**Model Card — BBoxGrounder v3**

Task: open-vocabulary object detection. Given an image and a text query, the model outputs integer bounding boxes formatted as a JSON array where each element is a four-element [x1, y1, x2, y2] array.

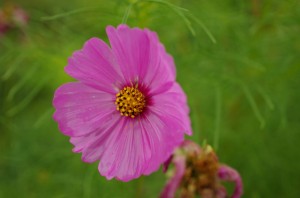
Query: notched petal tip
[[117, 24, 130, 30], [184, 128, 192, 136], [98, 162, 139, 182], [105, 25, 120, 35]]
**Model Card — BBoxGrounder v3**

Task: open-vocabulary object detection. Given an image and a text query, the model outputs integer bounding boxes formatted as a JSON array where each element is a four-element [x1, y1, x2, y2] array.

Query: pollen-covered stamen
[[115, 86, 146, 118]]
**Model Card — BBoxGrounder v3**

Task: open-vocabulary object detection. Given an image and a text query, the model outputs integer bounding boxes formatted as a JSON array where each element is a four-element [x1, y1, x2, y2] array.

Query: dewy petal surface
[[106, 25, 176, 89], [53, 25, 192, 182], [70, 112, 123, 163], [141, 112, 185, 175], [65, 37, 124, 93], [150, 82, 192, 135], [99, 118, 149, 181], [98, 111, 185, 181], [53, 82, 115, 136]]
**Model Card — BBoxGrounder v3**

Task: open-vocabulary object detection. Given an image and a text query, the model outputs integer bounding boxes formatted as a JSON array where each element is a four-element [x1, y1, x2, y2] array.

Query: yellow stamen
[[115, 86, 146, 119]]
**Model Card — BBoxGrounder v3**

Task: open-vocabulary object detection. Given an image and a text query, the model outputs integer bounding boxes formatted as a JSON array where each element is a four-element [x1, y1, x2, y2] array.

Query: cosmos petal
[[98, 116, 167, 181], [218, 165, 243, 198], [180, 140, 202, 155], [163, 155, 173, 173], [106, 24, 175, 89], [65, 37, 124, 93], [160, 155, 186, 198], [98, 118, 148, 181], [138, 113, 170, 175], [98, 109, 185, 181], [53, 82, 116, 136], [70, 113, 122, 163], [150, 82, 192, 135], [70, 134, 93, 153], [142, 112, 185, 175]]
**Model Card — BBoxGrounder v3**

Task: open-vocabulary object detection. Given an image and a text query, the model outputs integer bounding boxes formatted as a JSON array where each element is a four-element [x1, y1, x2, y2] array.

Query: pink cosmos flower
[[161, 140, 243, 198], [0, 4, 28, 35], [53, 24, 192, 181], [12, 6, 29, 27]]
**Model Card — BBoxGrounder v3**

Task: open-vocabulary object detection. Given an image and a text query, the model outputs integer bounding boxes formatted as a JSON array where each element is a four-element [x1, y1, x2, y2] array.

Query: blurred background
[[1, 0, 299, 197]]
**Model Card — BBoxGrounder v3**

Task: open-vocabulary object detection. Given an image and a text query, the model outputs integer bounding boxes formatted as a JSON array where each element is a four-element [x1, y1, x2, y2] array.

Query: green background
[[1, 0, 299, 197]]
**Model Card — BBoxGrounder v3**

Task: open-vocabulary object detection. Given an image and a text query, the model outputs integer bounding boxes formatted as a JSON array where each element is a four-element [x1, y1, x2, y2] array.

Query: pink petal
[[163, 155, 173, 173], [162, 140, 201, 173], [98, 114, 168, 181], [180, 140, 202, 154], [218, 165, 243, 198], [70, 113, 123, 163], [97, 107, 185, 181], [65, 37, 124, 93], [142, 110, 185, 175], [150, 82, 192, 135], [160, 155, 186, 198], [98, 118, 152, 181], [106, 24, 175, 89], [53, 82, 116, 136]]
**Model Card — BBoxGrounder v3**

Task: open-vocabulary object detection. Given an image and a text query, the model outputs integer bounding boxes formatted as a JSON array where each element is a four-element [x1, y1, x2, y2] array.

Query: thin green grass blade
[[2, 55, 25, 81], [256, 85, 274, 110], [187, 13, 217, 44], [41, 7, 98, 21], [144, 0, 196, 36], [7, 65, 38, 101], [201, 139, 207, 148], [213, 84, 222, 150], [7, 77, 49, 117], [190, 108, 201, 142], [33, 107, 54, 128], [83, 168, 96, 198], [122, 3, 134, 24], [0, 49, 13, 63], [242, 83, 265, 129], [143, 0, 189, 12]]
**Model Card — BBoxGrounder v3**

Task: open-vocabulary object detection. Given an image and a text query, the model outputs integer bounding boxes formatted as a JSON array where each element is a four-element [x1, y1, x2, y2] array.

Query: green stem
[[213, 85, 221, 151], [242, 83, 265, 129], [122, 3, 134, 24]]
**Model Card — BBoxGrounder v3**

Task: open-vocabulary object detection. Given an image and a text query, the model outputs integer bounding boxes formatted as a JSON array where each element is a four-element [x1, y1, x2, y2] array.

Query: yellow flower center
[[115, 86, 146, 118]]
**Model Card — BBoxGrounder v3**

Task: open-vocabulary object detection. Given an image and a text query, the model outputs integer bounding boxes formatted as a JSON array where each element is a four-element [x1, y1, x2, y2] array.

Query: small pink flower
[[0, 4, 29, 34], [53, 25, 192, 181], [161, 140, 243, 198], [0, 4, 28, 35], [12, 6, 29, 27]]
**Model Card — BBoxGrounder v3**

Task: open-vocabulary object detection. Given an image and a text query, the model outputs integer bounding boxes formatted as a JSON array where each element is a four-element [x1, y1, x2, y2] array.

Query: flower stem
[[213, 85, 221, 151]]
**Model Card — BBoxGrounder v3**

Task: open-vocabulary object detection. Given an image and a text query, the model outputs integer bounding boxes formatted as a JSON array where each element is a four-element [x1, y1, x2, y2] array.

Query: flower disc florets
[[115, 86, 146, 118]]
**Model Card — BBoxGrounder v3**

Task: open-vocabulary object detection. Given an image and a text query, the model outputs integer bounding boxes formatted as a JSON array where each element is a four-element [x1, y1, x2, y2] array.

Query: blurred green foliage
[[1, 0, 300, 197]]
